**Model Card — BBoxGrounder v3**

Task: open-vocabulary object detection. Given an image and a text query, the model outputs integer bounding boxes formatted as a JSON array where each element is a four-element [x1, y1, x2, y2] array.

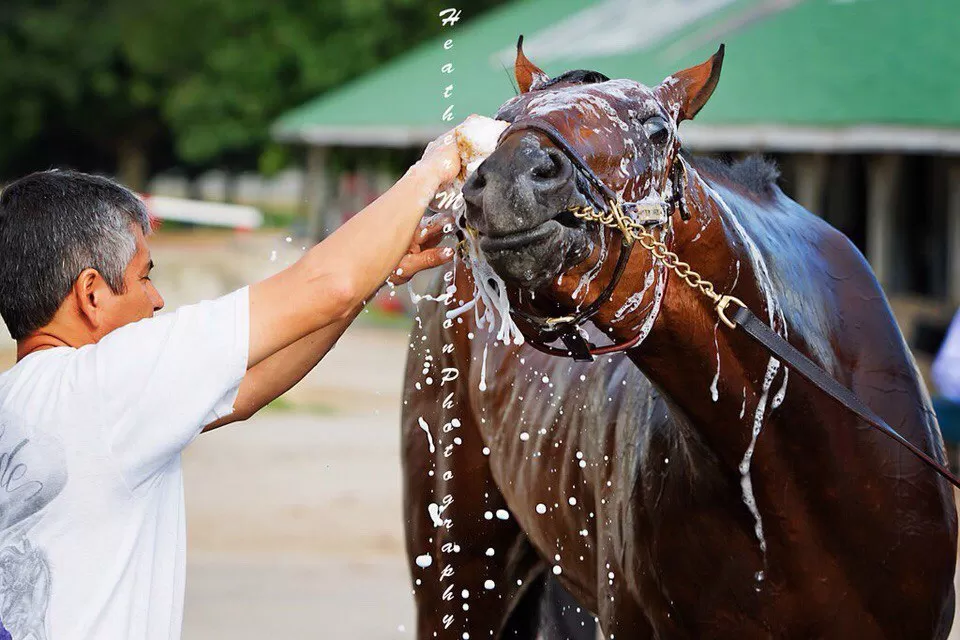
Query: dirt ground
[[180, 322, 418, 639]]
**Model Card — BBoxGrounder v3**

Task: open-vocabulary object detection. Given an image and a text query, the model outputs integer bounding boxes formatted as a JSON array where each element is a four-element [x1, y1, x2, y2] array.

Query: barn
[[273, 0, 960, 364]]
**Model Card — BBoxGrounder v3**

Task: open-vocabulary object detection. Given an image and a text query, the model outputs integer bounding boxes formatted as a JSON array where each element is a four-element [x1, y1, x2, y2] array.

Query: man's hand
[[414, 128, 463, 186], [387, 213, 456, 287]]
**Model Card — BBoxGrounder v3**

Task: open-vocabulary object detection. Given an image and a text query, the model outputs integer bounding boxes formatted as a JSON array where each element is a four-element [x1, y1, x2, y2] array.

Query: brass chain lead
[[566, 200, 747, 329]]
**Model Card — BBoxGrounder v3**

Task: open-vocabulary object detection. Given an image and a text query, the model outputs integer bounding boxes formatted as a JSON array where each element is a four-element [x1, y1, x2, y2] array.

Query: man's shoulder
[[1, 347, 74, 378], [0, 347, 75, 397]]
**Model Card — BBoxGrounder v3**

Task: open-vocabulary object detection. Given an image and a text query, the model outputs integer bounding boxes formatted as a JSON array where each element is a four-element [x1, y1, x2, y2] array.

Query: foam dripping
[[447, 227, 525, 346], [698, 178, 789, 568]]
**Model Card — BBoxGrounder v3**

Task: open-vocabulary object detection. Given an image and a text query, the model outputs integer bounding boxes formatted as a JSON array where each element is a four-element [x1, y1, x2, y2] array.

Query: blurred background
[[1, 0, 959, 637]]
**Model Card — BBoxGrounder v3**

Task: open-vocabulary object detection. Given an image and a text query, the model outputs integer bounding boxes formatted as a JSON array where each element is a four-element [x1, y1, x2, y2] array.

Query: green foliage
[[0, 0, 511, 183]]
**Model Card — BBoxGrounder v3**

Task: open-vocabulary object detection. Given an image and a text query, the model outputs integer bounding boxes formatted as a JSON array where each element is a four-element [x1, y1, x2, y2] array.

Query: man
[[0, 128, 462, 638]]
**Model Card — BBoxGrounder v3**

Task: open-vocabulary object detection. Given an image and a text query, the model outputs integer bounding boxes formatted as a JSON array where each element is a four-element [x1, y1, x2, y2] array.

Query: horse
[[401, 39, 957, 639]]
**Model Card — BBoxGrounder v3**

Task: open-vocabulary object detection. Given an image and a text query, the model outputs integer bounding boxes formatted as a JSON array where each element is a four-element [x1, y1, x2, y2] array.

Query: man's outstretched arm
[[202, 214, 453, 431], [245, 129, 459, 373]]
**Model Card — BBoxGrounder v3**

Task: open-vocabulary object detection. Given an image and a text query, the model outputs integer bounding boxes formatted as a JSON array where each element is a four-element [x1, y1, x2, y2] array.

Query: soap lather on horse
[[403, 38, 957, 639]]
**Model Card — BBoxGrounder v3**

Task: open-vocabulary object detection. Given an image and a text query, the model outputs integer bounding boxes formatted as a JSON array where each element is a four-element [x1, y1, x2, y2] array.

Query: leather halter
[[494, 117, 684, 362]]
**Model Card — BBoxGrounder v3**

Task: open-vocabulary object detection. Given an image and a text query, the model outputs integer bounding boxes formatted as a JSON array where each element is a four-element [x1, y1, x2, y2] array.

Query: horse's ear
[[655, 44, 725, 122], [515, 35, 549, 93]]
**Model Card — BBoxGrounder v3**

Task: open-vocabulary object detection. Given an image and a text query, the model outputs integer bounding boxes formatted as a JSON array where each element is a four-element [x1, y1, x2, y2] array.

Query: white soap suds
[[417, 417, 435, 454], [415, 554, 433, 568], [709, 321, 721, 402], [478, 343, 489, 392]]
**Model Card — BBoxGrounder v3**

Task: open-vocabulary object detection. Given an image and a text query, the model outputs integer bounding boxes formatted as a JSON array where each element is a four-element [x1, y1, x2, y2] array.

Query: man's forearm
[[314, 163, 441, 302], [203, 302, 364, 432], [247, 163, 442, 368]]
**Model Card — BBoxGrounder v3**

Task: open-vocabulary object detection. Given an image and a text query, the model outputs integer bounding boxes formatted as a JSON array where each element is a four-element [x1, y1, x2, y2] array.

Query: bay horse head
[[462, 38, 726, 351]]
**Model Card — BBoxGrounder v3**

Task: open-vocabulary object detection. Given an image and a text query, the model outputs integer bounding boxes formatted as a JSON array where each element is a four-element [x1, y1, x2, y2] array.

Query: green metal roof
[[273, 0, 960, 153]]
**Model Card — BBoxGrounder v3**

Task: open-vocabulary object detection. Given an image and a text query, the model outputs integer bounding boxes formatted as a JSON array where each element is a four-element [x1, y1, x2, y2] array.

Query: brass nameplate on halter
[[621, 201, 671, 226]]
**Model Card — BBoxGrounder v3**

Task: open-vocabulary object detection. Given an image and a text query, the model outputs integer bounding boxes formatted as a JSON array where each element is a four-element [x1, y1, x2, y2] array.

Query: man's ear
[[655, 44, 725, 123], [73, 268, 110, 330], [515, 35, 549, 93]]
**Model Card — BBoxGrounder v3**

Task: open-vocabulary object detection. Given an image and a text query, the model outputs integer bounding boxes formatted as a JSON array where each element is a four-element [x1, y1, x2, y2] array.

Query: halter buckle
[[717, 295, 747, 330], [559, 329, 596, 362]]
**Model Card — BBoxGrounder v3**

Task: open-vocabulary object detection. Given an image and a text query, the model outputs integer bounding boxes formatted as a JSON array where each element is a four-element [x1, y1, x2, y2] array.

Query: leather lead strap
[[732, 306, 960, 490]]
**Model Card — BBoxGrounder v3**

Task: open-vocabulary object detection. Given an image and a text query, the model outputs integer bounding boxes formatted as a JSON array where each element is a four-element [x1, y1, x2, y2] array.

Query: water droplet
[[568, 497, 577, 506], [484, 579, 495, 590], [520, 432, 530, 441], [415, 554, 432, 568], [553, 565, 562, 575], [536, 503, 547, 514], [495, 509, 509, 520], [485, 547, 495, 556]]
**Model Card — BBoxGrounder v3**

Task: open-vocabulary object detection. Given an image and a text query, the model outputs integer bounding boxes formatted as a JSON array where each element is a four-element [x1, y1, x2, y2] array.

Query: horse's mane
[[686, 153, 781, 198], [540, 69, 610, 89]]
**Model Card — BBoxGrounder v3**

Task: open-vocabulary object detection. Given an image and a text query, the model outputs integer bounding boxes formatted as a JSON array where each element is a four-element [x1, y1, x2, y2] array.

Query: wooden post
[[866, 154, 901, 291], [304, 146, 332, 241], [794, 153, 829, 215], [947, 159, 960, 303]]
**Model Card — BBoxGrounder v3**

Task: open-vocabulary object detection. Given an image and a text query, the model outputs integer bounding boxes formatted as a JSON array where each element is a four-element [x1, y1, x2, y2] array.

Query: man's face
[[95, 224, 165, 339]]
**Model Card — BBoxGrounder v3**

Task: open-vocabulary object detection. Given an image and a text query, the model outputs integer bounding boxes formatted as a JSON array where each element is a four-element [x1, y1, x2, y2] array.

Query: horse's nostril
[[530, 148, 567, 182], [465, 168, 486, 192]]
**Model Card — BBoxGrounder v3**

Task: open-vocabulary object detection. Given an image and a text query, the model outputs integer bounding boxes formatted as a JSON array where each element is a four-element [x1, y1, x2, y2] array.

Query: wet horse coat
[[402, 44, 957, 639]]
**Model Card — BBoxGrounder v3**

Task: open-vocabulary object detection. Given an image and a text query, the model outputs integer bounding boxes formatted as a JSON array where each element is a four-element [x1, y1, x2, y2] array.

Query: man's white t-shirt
[[0, 286, 249, 639]]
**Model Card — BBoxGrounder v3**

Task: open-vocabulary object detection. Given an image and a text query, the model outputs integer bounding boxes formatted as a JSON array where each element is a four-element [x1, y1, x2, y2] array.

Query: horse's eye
[[642, 116, 670, 144]]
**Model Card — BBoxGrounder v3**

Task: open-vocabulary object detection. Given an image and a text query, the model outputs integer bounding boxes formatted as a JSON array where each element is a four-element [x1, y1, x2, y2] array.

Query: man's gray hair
[[0, 170, 151, 340]]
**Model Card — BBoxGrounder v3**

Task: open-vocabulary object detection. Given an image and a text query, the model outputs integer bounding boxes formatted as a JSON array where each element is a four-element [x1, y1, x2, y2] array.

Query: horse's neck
[[619, 170, 797, 472], [624, 167, 934, 483]]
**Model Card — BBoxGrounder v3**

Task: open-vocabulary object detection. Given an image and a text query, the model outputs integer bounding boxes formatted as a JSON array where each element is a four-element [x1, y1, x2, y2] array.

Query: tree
[[0, 0, 167, 188], [0, 0, 511, 186]]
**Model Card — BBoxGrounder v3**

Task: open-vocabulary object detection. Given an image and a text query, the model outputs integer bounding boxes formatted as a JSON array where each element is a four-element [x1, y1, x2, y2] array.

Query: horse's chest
[[469, 348, 679, 594], [470, 349, 770, 610]]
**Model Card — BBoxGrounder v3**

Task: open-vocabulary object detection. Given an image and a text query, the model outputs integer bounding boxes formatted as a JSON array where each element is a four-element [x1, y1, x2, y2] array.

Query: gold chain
[[566, 201, 746, 329]]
